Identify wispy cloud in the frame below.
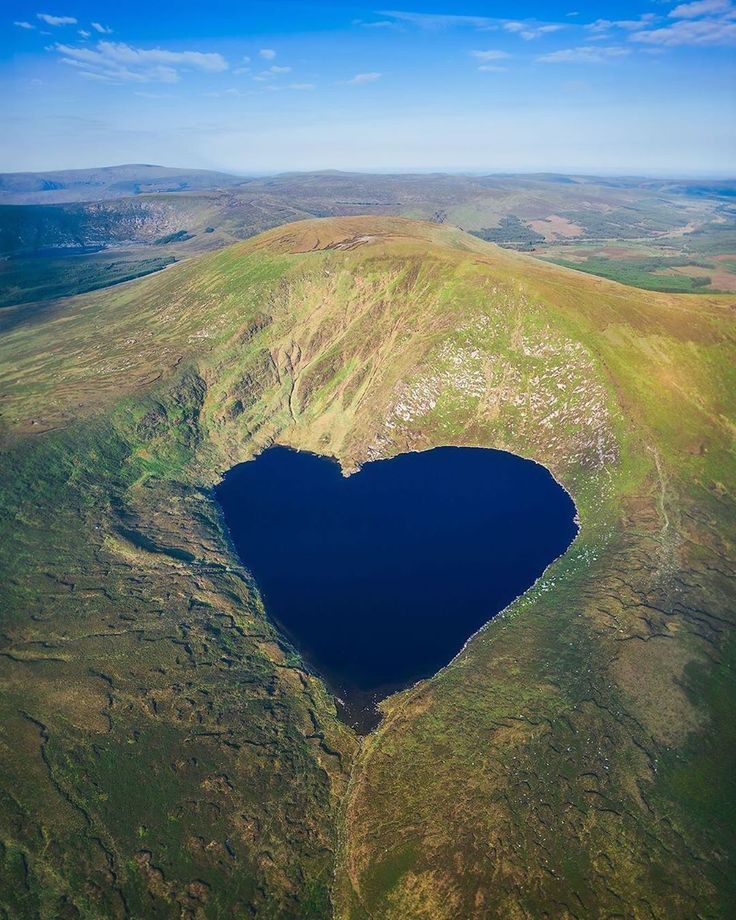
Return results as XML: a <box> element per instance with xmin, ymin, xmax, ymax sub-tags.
<box><xmin>288</xmin><ymin>83</ymin><xmax>315</xmax><ymax>90</ymax></box>
<box><xmin>471</xmin><ymin>50</ymin><xmax>510</xmax><ymax>61</ymax></box>
<box><xmin>37</xmin><ymin>12</ymin><xmax>77</xmax><ymax>26</ymax></box>
<box><xmin>14</xmin><ymin>21</ymin><xmax>35</xmax><ymax>29</ymax></box>
<box><xmin>78</xmin><ymin>29</ymin><xmax>90</xmax><ymax>38</ymax></box>
<box><xmin>503</xmin><ymin>21</ymin><xmax>564</xmax><ymax>40</ymax></box>
<box><xmin>471</xmin><ymin>50</ymin><xmax>511</xmax><ymax>72</ymax></box>
<box><xmin>378</xmin><ymin>11</ymin><xmax>496</xmax><ymax>29</ymax></box>
<box><xmin>631</xmin><ymin>0</ymin><xmax>736</xmax><ymax>46</ymax></box>
<box><xmin>537</xmin><ymin>45</ymin><xmax>630</xmax><ymax>63</ymax></box>
<box><xmin>52</xmin><ymin>41</ymin><xmax>229</xmax><ymax>83</ymax></box>
<box><xmin>259</xmin><ymin>48</ymin><xmax>277</xmax><ymax>59</ymax></box>
<box><xmin>254</xmin><ymin>65</ymin><xmax>293</xmax><ymax>81</ymax></box>
<box><xmin>583</xmin><ymin>0</ymin><xmax>736</xmax><ymax>47</ymax></box>
<box><xmin>356</xmin><ymin>19</ymin><xmax>401</xmax><ymax>29</ymax></box>
<box><xmin>91</xmin><ymin>22</ymin><xmax>113</xmax><ymax>34</ymax></box>
<box><xmin>347</xmin><ymin>72</ymin><xmax>382</xmax><ymax>84</ymax></box>
<box><xmin>201</xmin><ymin>87</ymin><xmax>252</xmax><ymax>98</ymax></box>
<box><xmin>586</xmin><ymin>15</ymin><xmax>656</xmax><ymax>33</ymax></box>
<box><xmin>632</xmin><ymin>17</ymin><xmax>736</xmax><ymax>44</ymax></box>
<box><xmin>670</xmin><ymin>0</ymin><xmax>733</xmax><ymax>17</ymax></box>
<box><xmin>378</xmin><ymin>10</ymin><xmax>564</xmax><ymax>38</ymax></box>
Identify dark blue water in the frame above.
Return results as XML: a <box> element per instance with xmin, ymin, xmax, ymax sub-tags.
<box><xmin>216</xmin><ymin>446</ymin><xmax>577</xmax><ymax>731</ymax></box>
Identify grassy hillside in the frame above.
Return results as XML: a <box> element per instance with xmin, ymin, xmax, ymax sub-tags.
<box><xmin>0</xmin><ymin>252</ymin><xmax>176</xmax><ymax>330</ymax></box>
<box><xmin>0</xmin><ymin>217</ymin><xmax>734</xmax><ymax>918</ymax></box>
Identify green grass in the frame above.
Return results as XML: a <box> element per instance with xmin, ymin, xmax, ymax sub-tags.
<box><xmin>0</xmin><ymin>252</ymin><xmax>175</xmax><ymax>315</ymax></box>
<box><xmin>548</xmin><ymin>254</ymin><xmax>716</xmax><ymax>292</ymax></box>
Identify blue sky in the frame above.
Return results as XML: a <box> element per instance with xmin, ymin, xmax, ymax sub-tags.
<box><xmin>3</xmin><ymin>1</ymin><xmax>735</xmax><ymax>175</ymax></box>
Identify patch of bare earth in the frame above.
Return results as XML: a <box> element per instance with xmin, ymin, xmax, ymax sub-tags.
<box><xmin>529</xmin><ymin>214</ymin><xmax>584</xmax><ymax>241</ymax></box>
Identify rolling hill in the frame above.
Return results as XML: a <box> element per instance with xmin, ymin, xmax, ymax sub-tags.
<box><xmin>0</xmin><ymin>217</ymin><xmax>734</xmax><ymax>918</ymax></box>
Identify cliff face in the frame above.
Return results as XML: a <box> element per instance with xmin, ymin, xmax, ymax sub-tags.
<box><xmin>0</xmin><ymin>217</ymin><xmax>734</xmax><ymax>918</ymax></box>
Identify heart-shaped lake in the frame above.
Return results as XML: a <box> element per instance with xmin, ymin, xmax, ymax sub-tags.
<box><xmin>216</xmin><ymin>446</ymin><xmax>577</xmax><ymax>732</ymax></box>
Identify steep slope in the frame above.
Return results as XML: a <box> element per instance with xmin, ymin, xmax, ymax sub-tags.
<box><xmin>0</xmin><ymin>217</ymin><xmax>734</xmax><ymax>918</ymax></box>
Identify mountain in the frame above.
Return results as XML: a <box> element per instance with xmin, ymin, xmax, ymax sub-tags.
<box><xmin>0</xmin><ymin>216</ymin><xmax>734</xmax><ymax>918</ymax></box>
<box><xmin>0</xmin><ymin>163</ymin><xmax>246</xmax><ymax>204</ymax></box>
<box><xmin>2</xmin><ymin>170</ymin><xmax>734</xmax><ymax>303</ymax></box>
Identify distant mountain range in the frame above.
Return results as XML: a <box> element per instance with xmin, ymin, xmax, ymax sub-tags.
<box><xmin>1</xmin><ymin>163</ymin><xmax>734</xmax><ymax>207</ymax></box>
<box><xmin>0</xmin><ymin>163</ymin><xmax>247</xmax><ymax>204</ymax></box>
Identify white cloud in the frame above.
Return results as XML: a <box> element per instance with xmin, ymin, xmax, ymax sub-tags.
<box><xmin>627</xmin><ymin>0</ymin><xmax>736</xmax><ymax>45</ymax></box>
<box><xmin>259</xmin><ymin>48</ymin><xmax>276</xmax><ymax>59</ymax></box>
<box><xmin>632</xmin><ymin>17</ymin><xmax>736</xmax><ymax>44</ymax></box>
<box><xmin>537</xmin><ymin>45</ymin><xmax>630</xmax><ymax>63</ymax></box>
<box><xmin>254</xmin><ymin>66</ymin><xmax>291</xmax><ymax>80</ymax></box>
<box><xmin>587</xmin><ymin>15</ymin><xmax>656</xmax><ymax>32</ymax></box>
<box><xmin>91</xmin><ymin>22</ymin><xmax>113</xmax><ymax>34</ymax></box>
<box><xmin>470</xmin><ymin>50</ymin><xmax>511</xmax><ymax>61</ymax></box>
<box><xmin>470</xmin><ymin>51</ymin><xmax>511</xmax><ymax>73</ymax></box>
<box><xmin>503</xmin><ymin>21</ymin><xmax>563</xmax><ymax>39</ymax></box>
<box><xmin>358</xmin><ymin>19</ymin><xmax>400</xmax><ymax>29</ymax></box>
<box><xmin>78</xmin><ymin>29</ymin><xmax>90</xmax><ymax>38</ymax></box>
<box><xmin>14</xmin><ymin>21</ymin><xmax>35</xmax><ymax>29</ymax></box>
<box><xmin>670</xmin><ymin>0</ymin><xmax>733</xmax><ymax>18</ymax></box>
<box><xmin>378</xmin><ymin>11</ymin><xmax>496</xmax><ymax>29</ymax></box>
<box><xmin>347</xmin><ymin>72</ymin><xmax>382</xmax><ymax>83</ymax></box>
<box><xmin>288</xmin><ymin>83</ymin><xmax>315</xmax><ymax>90</ymax></box>
<box><xmin>52</xmin><ymin>41</ymin><xmax>229</xmax><ymax>84</ymax></box>
<box><xmin>201</xmin><ymin>87</ymin><xmax>250</xmax><ymax>98</ymax></box>
<box><xmin>37</xmin><ymin>13</ymin><xmax>77</xmax><ymax>26</ymax></box>
<box><xmin>380</xmin><ymin>10</ymin><xmax>567</xmax><ymax>39</ymax></box>
<box><xmin>522</xmin><ymin>24</ymin><xmax>565</xmax><ymax>39</ymax></box>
